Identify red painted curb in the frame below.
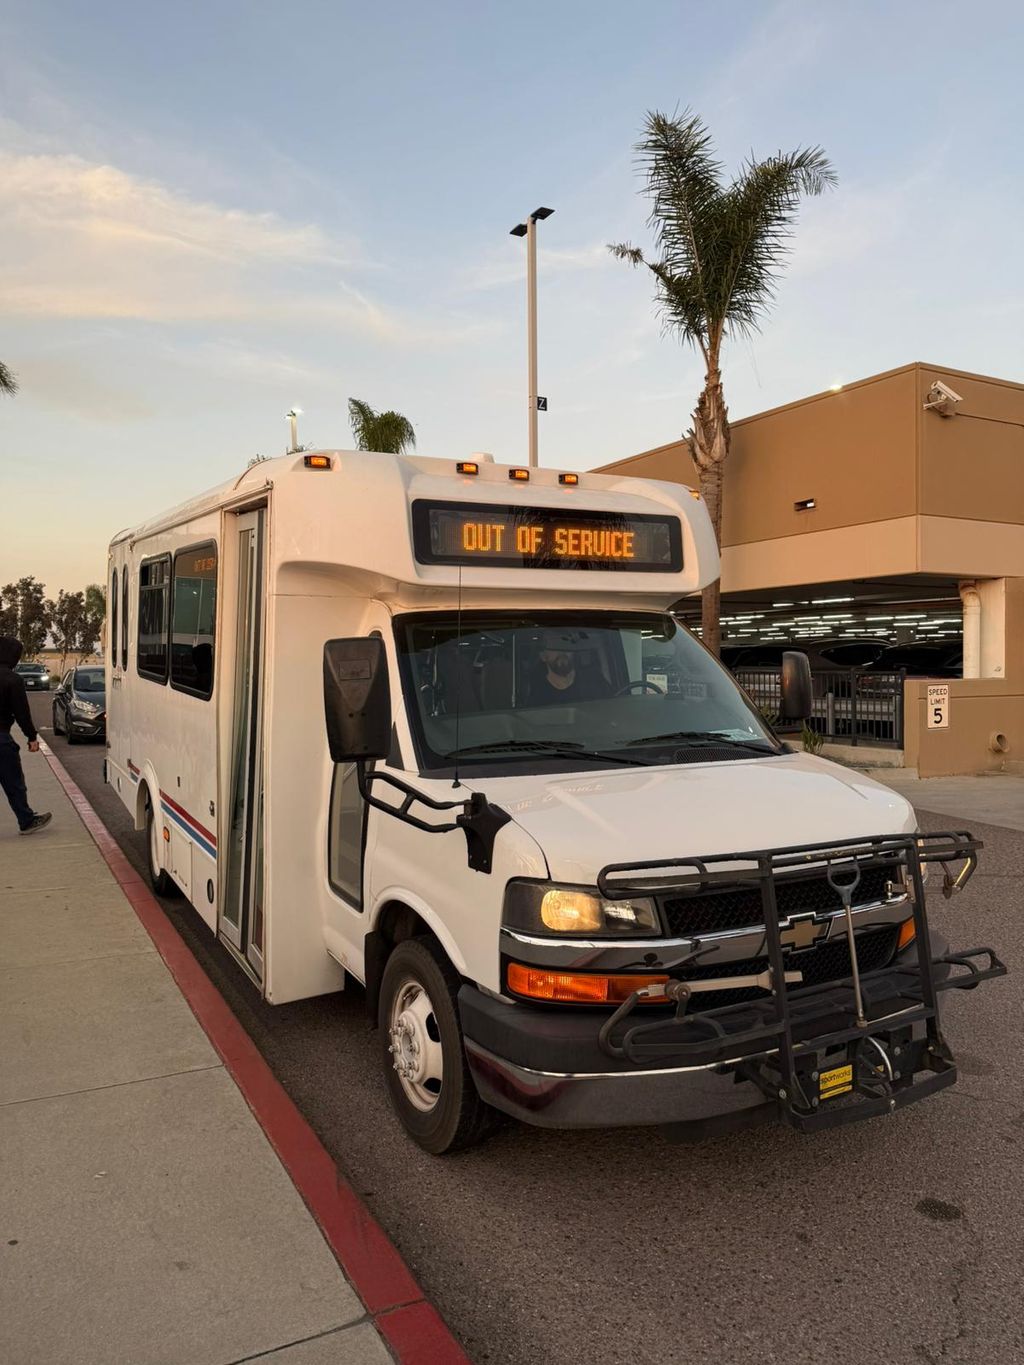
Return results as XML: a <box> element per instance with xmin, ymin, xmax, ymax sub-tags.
<box><xmin>40</xmin><ymin>744</ymin><xmax>472</xmax><ymax>1365</ymax></box>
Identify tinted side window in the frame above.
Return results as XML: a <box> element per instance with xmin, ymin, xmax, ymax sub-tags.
<box><xmin>121</xmin><ymin>565</ymin><xmax>129</xmax><ymax>670</ymax></box>
<box><xmin>170</xmin><ymin>544</ymin><xmax>217</xmax><ymax>698</ymax></box>
<box><xmin>138</xmin><ymin>557</ymin><xmax>170</xmax><ymax>681</ymax></box>
<box><xmin>110</xmin><ymin>568</ymin><xmax>119</xmax><ymax>669</ymax></box>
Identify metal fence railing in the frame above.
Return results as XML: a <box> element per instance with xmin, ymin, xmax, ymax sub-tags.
<box><xmin>733</xmin><ymin>668</ymin><xmax>907</xmax><ymax>749</ymax></box>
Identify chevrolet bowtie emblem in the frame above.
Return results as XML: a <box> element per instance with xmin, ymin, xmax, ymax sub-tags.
<box><xmin>779</xmin><ymin>913</ymin><xmax>828</xmax><ymax>950</ymax></box>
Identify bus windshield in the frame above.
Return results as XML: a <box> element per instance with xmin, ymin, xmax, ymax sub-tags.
<box><xmin>395</xmin><ymin>610</ymin><xmax>779</xmax><ymax>771</ymax></box>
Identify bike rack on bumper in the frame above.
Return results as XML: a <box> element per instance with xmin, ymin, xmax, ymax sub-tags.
<box><xmin>595</xmin><ymin>831</ymin><xmax>1006</xmax><ymax>1139</ymax></box>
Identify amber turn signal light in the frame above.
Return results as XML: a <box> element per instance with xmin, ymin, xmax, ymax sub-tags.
<box><xmin>303</xmin><ymin>454</ymin><xmax>331</xmax><ymax>469</ymax></box>
<box><xmin>897</xmin><ymin>918</ymin><xmax>916</xmax><ymax>951</ymax></box>
<box><xmin>506</xmin><ymin>963</ymin><xmax>669</xmax><ymax>1005</ymax></box>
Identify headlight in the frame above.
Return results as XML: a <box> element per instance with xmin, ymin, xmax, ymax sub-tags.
<box><xmin>71</xmin><ymin>699</ymin><xmax>103</xmax><ymax>717</ymax></box>
<box><xmin>503</xmin><ymin>881</ymin><xmax>661</xmax><ymax>937</ymax></box>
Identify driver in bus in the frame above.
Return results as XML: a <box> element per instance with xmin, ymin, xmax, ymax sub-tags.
<box><xmin>528</xmin><ymin>629</ymin><xmax>612</xmax><ymax>706</ymax></box>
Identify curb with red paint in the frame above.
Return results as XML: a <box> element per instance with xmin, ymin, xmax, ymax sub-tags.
<box><xmin>40</xmin><ymin>742</ymin><xmax>471</xmax><ymax>1365</ymax></box>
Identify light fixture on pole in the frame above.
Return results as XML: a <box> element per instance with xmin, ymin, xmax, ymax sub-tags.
<box><xmin>286</xmin><ymin>407</ymin><xmax>302</xmax><ymax>454</ymax></box>
<box><xmin>510</xmin><ymin>206</ymin><xmax>553</xmax><ymax>468</ymax></box>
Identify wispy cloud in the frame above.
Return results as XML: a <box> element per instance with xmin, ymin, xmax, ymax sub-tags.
<box><xmin>460</xmin><ymin>242</ymin><xmax>613</xmax><ymax>292</ymax></box>
<box><xmin>0</xmin><ymin>146</ymin><xmax>487</xmax><ymax>344</ymax></box>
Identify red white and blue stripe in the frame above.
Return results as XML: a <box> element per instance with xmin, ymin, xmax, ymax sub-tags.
<box><xmin>160</xmin><ymin>790</ymin><xmax>218</xmax><ymax>860</ymax></box>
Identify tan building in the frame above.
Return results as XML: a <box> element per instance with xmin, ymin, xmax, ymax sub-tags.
<box><xmin>597</xmin><ymin>363</ymin><xmax>1024</xmax><ymax>778</ymax></box>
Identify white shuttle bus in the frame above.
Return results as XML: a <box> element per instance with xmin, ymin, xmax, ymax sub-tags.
<box><xmin>106</xmin><ymin>450</ymin><xmax>1003</xmax><ymax>1152</ymax></box>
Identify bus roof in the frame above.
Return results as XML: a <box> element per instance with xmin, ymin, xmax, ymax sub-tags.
<box><xmin>110</xmin><ymin>449</ymin><xmax>719</xmax><ymax>597</ymax></box>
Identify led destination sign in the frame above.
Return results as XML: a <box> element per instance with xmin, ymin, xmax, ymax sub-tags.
<box><xmin>412</xmin><ymin>500</ymin><xmax>683</xmax><ymax>572</ymax></box>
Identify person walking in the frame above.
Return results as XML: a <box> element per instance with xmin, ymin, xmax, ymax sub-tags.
<box><xmin>0</xmin><ymin>635</ymin><xmax>52</xmax><ymax>835</ymax></box>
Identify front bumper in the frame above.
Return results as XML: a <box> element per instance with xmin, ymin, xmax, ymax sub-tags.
<box><xmin>460</xmin><ymin>934</ymin><xmax>999</xmax><ymax>1133</ymax></box>
<box><xmin>68</xmin><ymin>712</ymin><xmax>106</xmax><ymax>737</ymax></box>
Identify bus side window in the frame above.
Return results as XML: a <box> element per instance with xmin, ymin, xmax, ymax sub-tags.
<box><xmin>110</xmin><ymin>568</ymin><xmax>119</xmax><ymax>670</ymax></box>
<box><xmin>328</xmin><ymin>763</ymin><xmax>366</xmax><ymax>908</ymax></box>
<box><xmin>138</xmin><ymin>556</ymin><xmax>170</xmax><ymax>683</ymax></box>
<box><xmin>121</xmin><ymin>565</ymin><xmax>129</xmax><ymax>671</ymax></box>
<box><xmin>170</xmin><ymin>543</ymin><xmax>217</xmax><ymax>699</ymax></box>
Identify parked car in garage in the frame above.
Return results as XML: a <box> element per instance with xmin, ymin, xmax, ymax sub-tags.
<box><xmin>721</xmin><ymin>638</ymin><xmax>890</xmax><ymax>671</ymax></box>
<box><xmin>866</xmin><ymin>640</ymin><xmax>963</xmax><ymax>678</ymax></box>
<box><xmin>52</xmin><ymin>665</ymin><xmax>107</xmax><ymax>742</ymax></box>
<box><xmin>15</xmin><ymin>661</ymin><xmax>51</xmax><ymax>691</ymax></box>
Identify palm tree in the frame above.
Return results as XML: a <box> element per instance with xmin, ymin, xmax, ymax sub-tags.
<box><xmin>0</xmin><ymin>361</ymin><xmax>18</xmax><ymax>397</ymax></box>
<box><xmin>611</xmin><ymin>110</ymin><xmax>836</xmax><ymax>656</ymax></box>
<box><xmin>348</xmin><ymin>398</ymin><xmax>416</xmax><ymax>455</ymax></box>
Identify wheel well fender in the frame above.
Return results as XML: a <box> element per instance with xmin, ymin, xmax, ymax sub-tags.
<box><xmin>364</xmin><ymin>899</ymin><xmax>459</xmax><ymax>1024</ymax></box>
<box><xmin>135</xmin><ymin>767</ymin><xmax>161</xmax><ymax>833</ymax></box>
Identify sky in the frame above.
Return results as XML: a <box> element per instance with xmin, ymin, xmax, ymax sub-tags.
<box><xmin>1</xmin><ymin>0</ymin><xmax>1023</xmax><ymax>591</ymax></box>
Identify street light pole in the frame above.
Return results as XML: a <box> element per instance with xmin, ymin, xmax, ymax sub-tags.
<box><xmin>510</xmin><ymin>207</ymin><xmax>553</xmax><ymax>468</ymax></box>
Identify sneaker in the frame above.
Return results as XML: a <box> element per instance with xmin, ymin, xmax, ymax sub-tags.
<box><xmin>20</xmin><ymin>812</ymin><xmax>52</xmax><ymax>835</ymax></box>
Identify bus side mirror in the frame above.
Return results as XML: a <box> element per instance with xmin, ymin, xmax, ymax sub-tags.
<box><xmin>323</xmin><ymin>637</ymin><xmax>392</xmax><ymax>762</ymax></box>
<box><xmin>780</xmin><ymin>650</ymin><xmax>813</xmax><ymax>721</ymax></box>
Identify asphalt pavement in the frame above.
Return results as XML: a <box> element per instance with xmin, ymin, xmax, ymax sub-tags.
<box><xmin>28</xmin><ymin>693</ymin><xmax>1024</xmax><ymax>1365</ymax></box>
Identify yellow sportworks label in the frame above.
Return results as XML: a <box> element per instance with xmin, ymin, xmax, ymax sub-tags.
<box><xmin>819</xmin><ymin>1063</ymin><xmax>853</xmax><ymax>1099</ymax></box>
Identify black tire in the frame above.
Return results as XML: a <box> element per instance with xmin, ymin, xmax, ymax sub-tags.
<box><xmin>52</xmin><ymin>705</ymin><xmax>62</xmax><ymax>735</ymax></box>
<box><xmin>66</xmin><ymin>723</ymin><xmax>79</xmax><ymax>745</ymax></box>
<box><xmin>145</xmin><ymin>794</ymin><xmax>178</xmax><ymax>897</ymax></box>
<box><xmin>378</xmin><ymin>937</ymin><xmax>495</xmax><ymax>1155</ymax></box>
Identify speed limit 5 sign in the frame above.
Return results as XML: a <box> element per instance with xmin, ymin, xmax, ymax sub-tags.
<box><xmin>927</xmin><ymin>683</ymin><xmax>950</xmax><ymax>729</ymax></box>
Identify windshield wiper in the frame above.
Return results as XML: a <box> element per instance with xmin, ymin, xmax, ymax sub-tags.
<box><xmin>622</xmin><ymin>730</ymin><xmax>778</xmax><ymax>753</ymax></box>
<box><xmin>438</xmin><ymin>740</ymin><xmax>648</xmax><ymax>767</ymax></box>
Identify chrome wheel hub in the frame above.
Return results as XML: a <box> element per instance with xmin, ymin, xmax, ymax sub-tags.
<box><xmin>388</xmin><ymin>978</ymin><xmax>444</xmax><ymax>1112</ymax></box>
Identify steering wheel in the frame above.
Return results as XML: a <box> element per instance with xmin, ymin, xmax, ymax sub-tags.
<box><xmin>616</xmin><ymin>679</ymin><xmax>665</xmax><ymax>696</ymax></box>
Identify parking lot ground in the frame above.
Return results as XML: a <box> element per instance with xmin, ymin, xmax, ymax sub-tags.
<box><xmin>1</xmin><ymin>741</ymin><xmax>462</xmax><ymax>1365</ymax></box>
<box><xmin>865</xmin><ymin>767</ymin><xmax>1024</xmax><ymax>832</ymax></box>
<box><xmin>25</xmin><ymin>693</ymin><xmax>1024</xmax><ymax>1365</ymax></box>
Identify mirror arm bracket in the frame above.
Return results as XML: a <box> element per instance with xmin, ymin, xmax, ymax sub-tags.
<box><xmin>355</xmin><ymin>764</ymin><xmax>510</xmax><ymax>873</ymax></box>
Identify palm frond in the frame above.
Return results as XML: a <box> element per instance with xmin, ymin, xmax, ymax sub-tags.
<box><xmin>373</xmin><ymin>410</ymin><xmax>417</xmax><ymax>455</ymax></box>
<box><xmin>713</xmin><ymin>147</ymin><xmax>837</xmax><ymax>336</ymax></box>
<box><xmin>347</xmin><ymin>397</ymin><xmax>415</xmax><ymax>454</ymax></box>
<box><xmin>608</xmin><ymin>243</ymin><xmax>646</xmax><ymax>265</ymax></box>
<box><xmin>635</xmin><ymin>110</ymin><xmax>723</xmax><ymax>324</ymax></box>
<box><xmin>0</xmin><ymin>361</ymin><xmax>18</xmax><ymax>397</ymax></box>
<box><xmin>348</xmin><ymin>397</ymin><xmax>377</xmax><ymax>449</ymax></box>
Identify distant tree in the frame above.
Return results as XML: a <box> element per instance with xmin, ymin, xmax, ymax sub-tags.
<box><xmin>47</xmin><ymin>590</ymin><xmax>88</xmax><ymax>674</ymax></box>
<box><xmin>82</xmin><ymin>583</ymin><xmax>106</xmax><ymax>656</ymax></box>
<box><xmin>0</xmin><ymin>361</ymin><xmax>17</xmax><ymax>397</ymax></box>
<box><xmin>0</xmin><ymin>576</ymin><xmax>50</xmax><ymax>655</ymax></box>
<box><xmin>611</xmin><ymin>109</ymin><xmax>835</xmax><ymax>656</ymax></box>
<box><xmin>348</xmin><ymin>398</ymin><xmax>416</xmax><ymax>455</ymax></box>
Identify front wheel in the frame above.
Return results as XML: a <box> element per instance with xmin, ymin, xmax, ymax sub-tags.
<box><xmin>378</xmin><ymin>937</ymin><xmax>495</xmax><ymax>1155</ymax></box>
<box><xmin>52</xmin><ymin>706</ymin><xmax>62</xmax><ymax>735</ymax></box>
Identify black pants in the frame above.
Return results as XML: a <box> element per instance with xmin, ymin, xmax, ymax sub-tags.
<box><xmin>0</xmin><ymin>733</ymin><xmax>34</xmax><ymax>830</ymax></box>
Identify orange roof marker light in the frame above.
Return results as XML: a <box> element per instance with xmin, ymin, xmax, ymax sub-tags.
<box><xmin>509</xmin><ymin>468</ymin><xmax>530</xmax><ymax>482</ymax></box>
<box><xmin>506</xmin><ymin>963</ymin><xmax>669</xmax><ymax>1005</ymax></box>
<box><xmin>303</xmin><ymin>454</ymin><xmax>332</xmax><ymax>470</ymax></box>
<box><xmin>559</xmin><ymin>472</ymin><xmax>579</xmax><ymax>486</ymax></box>
<box><xmin>456</xmin><ymin>461</ymin><xmax>480</xmax><ymax>476</ymax></box>
<box><xmin>688</xmin><ymin>488</ymin><xmax>701</xmax><ymax>500</ymax></box>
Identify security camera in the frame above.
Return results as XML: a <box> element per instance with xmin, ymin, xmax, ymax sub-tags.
<box><xmin>923</xmin><ymin>380</ymin><xmax>963</xmax><ymax>416</ymax></box>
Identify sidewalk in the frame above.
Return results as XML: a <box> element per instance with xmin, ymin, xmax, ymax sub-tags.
<box><xmin>862</xmin><ymin>768</ymin><xmax>1024</xmax><ymax>832</ymax></box>
<box><xmin>0</xmin><ymin>748</ymin><xmax>450</xmax><ymax>1365</ymax></box>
